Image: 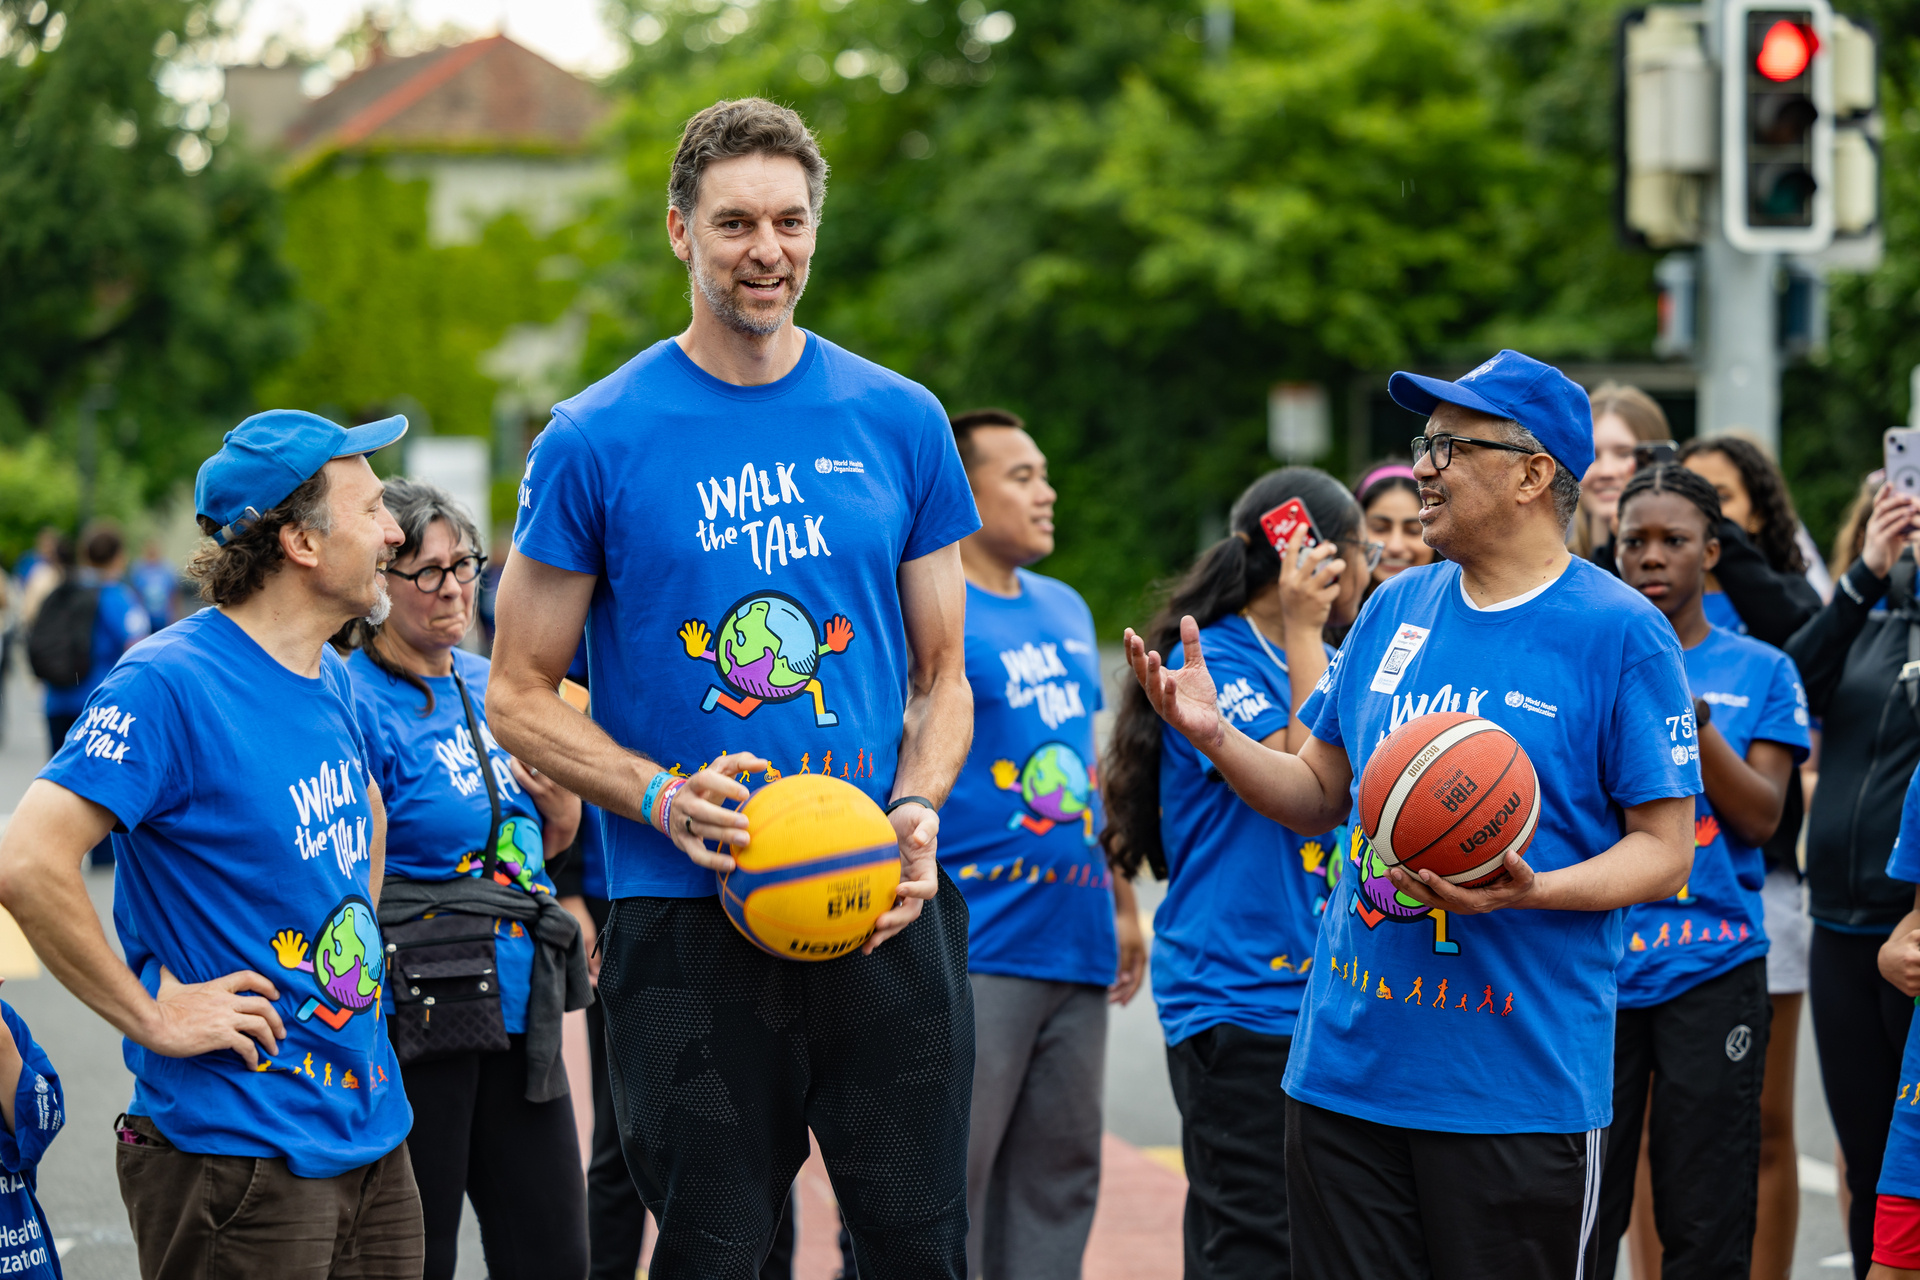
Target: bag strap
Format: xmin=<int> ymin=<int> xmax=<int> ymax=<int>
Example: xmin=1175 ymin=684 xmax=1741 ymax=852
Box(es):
xmin=452 ymin=666 xmax=503 ymax=883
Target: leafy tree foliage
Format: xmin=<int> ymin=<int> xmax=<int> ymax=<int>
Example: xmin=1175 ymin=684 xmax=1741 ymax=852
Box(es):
xmin=1781 ymin=3 xmax=1920 ymax=550
xmin=0 ymin=0 xmax=297 ymax=527
xmin=593 ymin=0 xmax=1662 ymax=629
xmin=258 ymin=162 xmax=585 ymax=461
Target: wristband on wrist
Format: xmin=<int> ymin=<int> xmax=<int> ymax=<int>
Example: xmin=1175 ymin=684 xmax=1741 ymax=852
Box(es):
xmin=657 ymin=778 xmax=688 ymax=836
xmin=886 ymin=795 xmax=936 ymax=815
xmin=641 ymin=772 xmax=673 ymax=828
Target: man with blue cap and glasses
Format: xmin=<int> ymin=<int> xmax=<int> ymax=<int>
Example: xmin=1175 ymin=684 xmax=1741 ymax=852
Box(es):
xmin=0 ymin=411 xmax=426 ymax=1279
xmin=1125 ymin=351 xmax=1702 ymax=1278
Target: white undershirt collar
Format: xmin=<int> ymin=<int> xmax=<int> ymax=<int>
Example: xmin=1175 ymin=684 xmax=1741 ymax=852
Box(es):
xmin=1460 ymin=573 xmax=1557 ymax=612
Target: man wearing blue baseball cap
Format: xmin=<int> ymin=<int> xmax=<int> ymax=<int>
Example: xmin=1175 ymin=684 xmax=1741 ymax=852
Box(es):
xmin=1124 ymin=350 xmax=1701 ymax=1277
xmin=0 ymin=410 xmax=428 ymax=1279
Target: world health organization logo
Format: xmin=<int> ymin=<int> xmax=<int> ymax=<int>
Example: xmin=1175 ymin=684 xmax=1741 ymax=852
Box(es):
xmin=814 ymin=457 xmax=834 ymax=474
xmin=1504 ymin=690 xmax=1524 ymax=708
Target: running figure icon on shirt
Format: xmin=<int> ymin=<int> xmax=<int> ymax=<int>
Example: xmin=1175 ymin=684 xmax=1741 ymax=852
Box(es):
xmin=681 ymin=592 xmax=855 ymax=727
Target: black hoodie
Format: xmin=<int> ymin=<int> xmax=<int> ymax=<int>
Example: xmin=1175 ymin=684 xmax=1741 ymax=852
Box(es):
xmin=1787 ymin=552 xmax=1920 ymax=929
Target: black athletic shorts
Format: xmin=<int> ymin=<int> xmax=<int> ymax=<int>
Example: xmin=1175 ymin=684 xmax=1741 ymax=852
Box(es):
xmin=1286 ymin=1094 xmax=1605 ymax=1280
xmin=599 ymin=869 xmax=974 ymax=1280
xmin=1596 ymin=957 xmax=1769 ymax=1279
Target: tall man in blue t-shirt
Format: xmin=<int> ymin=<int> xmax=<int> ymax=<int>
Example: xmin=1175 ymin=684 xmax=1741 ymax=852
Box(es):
xmin=489 ymin=99 xmax=980 ymax=1279
xmin=938 ymin=408 xmax=1143 ymax=1280
xmin=1126 ymin=351 xmax=1702 ymax=1278
xmin=0 ymin=410 xmax=422 ymax=1280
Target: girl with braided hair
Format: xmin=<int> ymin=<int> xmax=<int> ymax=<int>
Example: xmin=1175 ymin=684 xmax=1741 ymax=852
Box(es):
xmin=1677 ymin=437 xmax=1824 ymax=1279
xmin=1595 ymin=464 xmax=1810 ymax=1278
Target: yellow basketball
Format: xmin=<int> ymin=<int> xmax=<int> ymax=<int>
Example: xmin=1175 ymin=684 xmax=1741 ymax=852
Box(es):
xmin=718 ymin=774 xmax=902 ymax=961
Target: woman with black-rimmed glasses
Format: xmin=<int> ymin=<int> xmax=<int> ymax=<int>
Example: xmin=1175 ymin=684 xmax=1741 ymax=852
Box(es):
xmin=336 ymin=477 xmax=591 ymax=1280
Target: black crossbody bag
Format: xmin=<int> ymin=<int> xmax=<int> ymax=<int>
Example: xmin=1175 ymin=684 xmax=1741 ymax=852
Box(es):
xmin=384 ymin=670 xmax=512 ymax=1066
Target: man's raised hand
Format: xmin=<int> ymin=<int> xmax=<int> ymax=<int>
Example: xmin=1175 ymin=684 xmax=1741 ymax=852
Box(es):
xmin=1124 ymin=616 xmax=1225 ymax=752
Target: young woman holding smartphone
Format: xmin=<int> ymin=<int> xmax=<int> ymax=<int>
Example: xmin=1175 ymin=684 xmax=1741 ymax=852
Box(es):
xmin=1102 ymin=467 xmax=1372 ymax=1279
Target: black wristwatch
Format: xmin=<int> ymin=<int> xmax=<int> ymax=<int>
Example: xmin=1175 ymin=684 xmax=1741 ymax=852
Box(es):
xmin=886 ymin=795 xmax=937 ymax=815
xmin=1694 ymin=697 xmax=1711 ymax=728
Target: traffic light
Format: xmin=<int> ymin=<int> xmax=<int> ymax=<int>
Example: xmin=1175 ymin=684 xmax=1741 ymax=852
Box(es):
xmin=1829 ymin=13 xmax=1879 ymax=237
xmin=1722 ymin=0 xmax=1833 ymax=251
xmin=1619 ymin=7 xmax=1714 ymax=247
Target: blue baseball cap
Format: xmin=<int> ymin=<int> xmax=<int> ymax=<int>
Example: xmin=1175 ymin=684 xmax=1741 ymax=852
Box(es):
xmin=195 ymin=410 xmax=408 ymax=545
xmin=1387 ymin=350 xmax=1594 ymax=478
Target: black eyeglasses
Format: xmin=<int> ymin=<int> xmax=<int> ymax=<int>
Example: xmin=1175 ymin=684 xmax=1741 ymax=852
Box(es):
xmin=1411 ymin=433 xmax=1541 ymax=471
xmin=385 ymin=554 xmax=487 ymax=593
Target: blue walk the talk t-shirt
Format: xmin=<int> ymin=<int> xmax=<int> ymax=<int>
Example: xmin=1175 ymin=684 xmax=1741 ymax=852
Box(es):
xmin=512 ymin=332 xmax=980 ymax=899
xmin=1872 ymin=772 xmax=1920 ymax=1198
xmin=39 ymin=609 xmax=411 ymax=1178
xmin=939 ymin=571 xmax=1115 ymax=987
xmin=1289 ymin=558 xmax=1700 ymax=1134
xmin=1154 ymin=615 xmax=1345 ymax=1046
xmin=346 ymin=648 xmax=553 ymax=1034
xmin=0 ymin=1003 xmax=64 ymax=1280
xmin=1617 ymin=626 xmax=1808 ymax=1008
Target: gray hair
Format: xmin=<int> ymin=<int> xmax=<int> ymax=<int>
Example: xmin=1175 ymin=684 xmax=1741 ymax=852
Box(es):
xmin=381 ymin=476 xmax=482 ymax=565
xmin=669 ymin=98 xmax=829 ymax=224
xmin=1492 ymin=418 xmax=1583 ymax=529
xmin=333 ymin=476 xmax=483 ymax=716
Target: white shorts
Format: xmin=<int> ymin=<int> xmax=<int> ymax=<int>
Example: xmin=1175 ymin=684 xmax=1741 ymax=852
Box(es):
xmin=1762 ymin=864 xmax=1810 ymax=995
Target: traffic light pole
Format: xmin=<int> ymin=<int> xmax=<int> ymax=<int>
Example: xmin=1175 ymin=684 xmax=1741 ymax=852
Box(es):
xmin=1624 ymin=0 xmax=1875 ymax=456
xmin=1699 ymin=211 xmax=1781 ymax=452
xmin=1695 ymin=0 xmax=1786 ymax=454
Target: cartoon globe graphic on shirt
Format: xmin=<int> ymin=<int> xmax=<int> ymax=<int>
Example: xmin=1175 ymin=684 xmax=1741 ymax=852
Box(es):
xmin=1020 ymin=742 xmax=1094 ymax=825
xmin=682 ymin=591 xmax=856 ymax=728
xmin=992 ymin=741 xmax=1098 ymax=845
xmin=715 ymin=594 xmax=828 ymax=700
xmin=1357 ymin=835 xmax=1433 ymax=921
xmin=313 ymin=897 xmax=384 ymax=1014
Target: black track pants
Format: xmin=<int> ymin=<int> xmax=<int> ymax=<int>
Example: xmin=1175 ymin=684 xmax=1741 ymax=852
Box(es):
xmin=1165 ymin=1024 xmax=1292 ymax=1280
xmin=401 ymin=1034 xmax=588 ymax=1280
xmin=1810 ymin=925 xmax=1916 ymax=1279
xmin=585 ymin=894 xmax=650 ymax=1280
xmin=1286 ymin=1094 xmax=1604 ymax=1280
xmin=599 ymin=872 xmax=974 ymax=1280
xmin=1595 ymin=958 xmax=1770 ymax=1279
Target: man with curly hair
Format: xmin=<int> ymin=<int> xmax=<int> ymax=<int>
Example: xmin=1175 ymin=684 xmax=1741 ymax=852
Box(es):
xmin=0 ymin=410 xmax=423 ymax=1280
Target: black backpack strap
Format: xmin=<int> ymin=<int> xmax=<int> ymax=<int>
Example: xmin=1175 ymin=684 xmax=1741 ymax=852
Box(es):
xmin=452 ymin=667 xmax=502 ymax=882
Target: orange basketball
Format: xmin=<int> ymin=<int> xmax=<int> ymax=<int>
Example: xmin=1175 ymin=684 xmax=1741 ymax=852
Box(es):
xmin=1358 ymin=711 xmax=1540 ymax=887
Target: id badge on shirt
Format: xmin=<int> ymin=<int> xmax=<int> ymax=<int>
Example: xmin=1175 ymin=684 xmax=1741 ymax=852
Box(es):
xmin=1369 ymin=624 xmax=1431 ymax=695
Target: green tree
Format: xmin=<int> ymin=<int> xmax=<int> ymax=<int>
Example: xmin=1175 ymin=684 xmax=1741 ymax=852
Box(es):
xmin=0 ymin=0 xmax=298 ymax=520
xmin=595 ymin=0 xmax=1657 ymax=630
xmin=1780 ymin=2 xmax=1920 ymax=550
xmin=258 ymin=161 xmax=585 ymax=458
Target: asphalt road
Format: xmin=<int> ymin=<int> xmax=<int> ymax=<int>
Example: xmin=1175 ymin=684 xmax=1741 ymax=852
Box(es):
xmin=0 ymin=654 xmax=1861 ymax=1278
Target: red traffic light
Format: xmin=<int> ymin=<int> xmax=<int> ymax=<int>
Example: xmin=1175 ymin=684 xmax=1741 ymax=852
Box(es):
xmin=1757 ymin=20 xmax=1818 ymax=81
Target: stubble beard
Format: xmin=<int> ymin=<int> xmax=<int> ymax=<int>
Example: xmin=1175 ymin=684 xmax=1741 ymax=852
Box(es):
xmin=691 ymin=241 xmax=807 ymax=339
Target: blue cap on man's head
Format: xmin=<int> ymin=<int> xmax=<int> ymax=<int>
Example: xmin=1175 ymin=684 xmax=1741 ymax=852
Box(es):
xmin=1387 ymin=351 xmax=1594 ymax=478
xmin=194 ymin=409 xmax=408 ymax=545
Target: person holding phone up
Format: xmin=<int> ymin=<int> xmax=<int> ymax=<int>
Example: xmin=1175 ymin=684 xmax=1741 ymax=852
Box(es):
xmin=1786 ymin=479 xmax=1920 ymax=1278
xmin=1101 ymin=467 xmax=1373 ymax=1280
